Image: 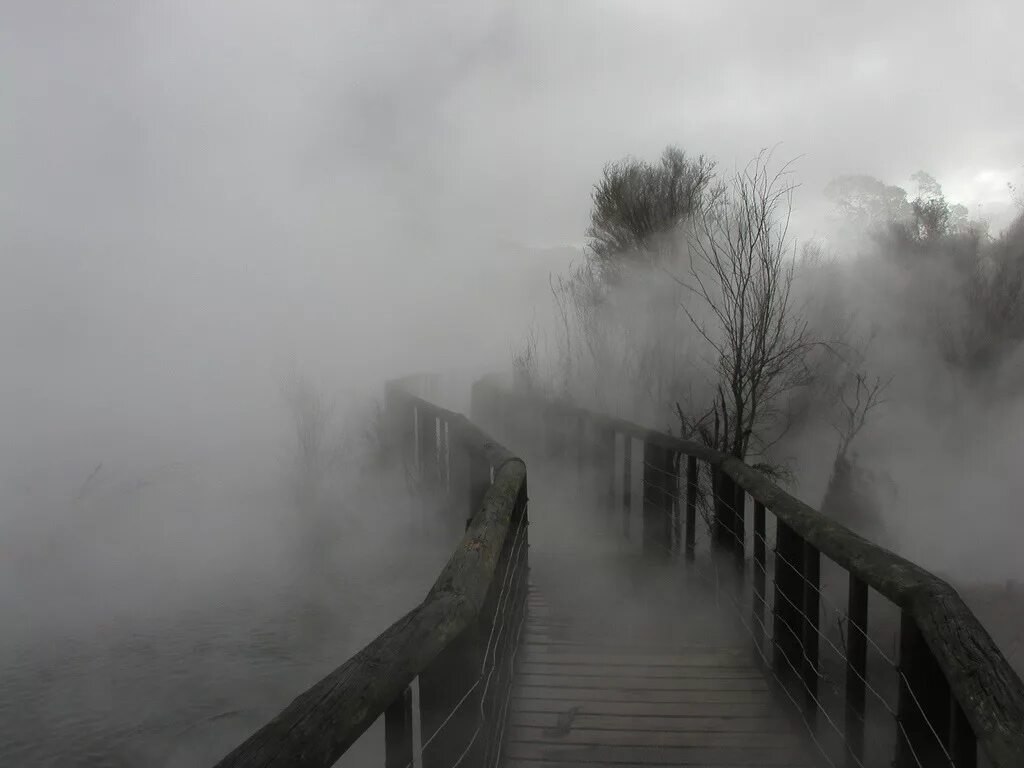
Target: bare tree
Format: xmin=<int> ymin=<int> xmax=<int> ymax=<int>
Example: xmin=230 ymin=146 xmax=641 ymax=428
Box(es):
xmin=549 ymin=273 xmax=575 ymax=398
xmin=830 ymin=371 xmax=890 ymax=463
xmin=511 ymin=317 xmax=543 ymax=394
xmin=674 ymin=149 xmax=818 ymax=465
xmin=821 ymin=368 xmax=893 ymax=537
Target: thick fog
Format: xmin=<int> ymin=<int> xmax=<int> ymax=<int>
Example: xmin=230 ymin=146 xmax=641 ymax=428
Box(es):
xmin=3 ymin=1 xmax=1024 ymax=765
xmin=5 ymin=1 xmax=1022 ymax=487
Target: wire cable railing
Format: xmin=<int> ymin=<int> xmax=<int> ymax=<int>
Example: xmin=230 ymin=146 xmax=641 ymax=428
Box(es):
xmin=211 ymin=375 xmax=529 ymax=768
xmin=473 ymin=374 xmax=1024 ymax=768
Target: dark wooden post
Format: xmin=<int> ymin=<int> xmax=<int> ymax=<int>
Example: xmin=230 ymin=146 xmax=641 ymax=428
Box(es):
xmin=752 ymin=500 xmax=767 ymax=658
xmin=845 ymin=575 xmax=868 ymax=768
xmin=801 ymin=540 xmax=820 ymax=720
xmin=685 ymin=455 xmax=697 ymax=561
xmin=384 ymin=686 xmax=414 ymax=768
xmin=642 ymin=441 xmax=673 ymax=558
xmin=773 ymin=520 xmax=805 ymax=682
xmin=622 ymin=436 xmax=632 ymax=539
xmin=733 ymin=482 xmax=746 ymax=570
xmin=712 ymin=468 xmax=737 ymax=551
xmin=895 ymin=611 xmax=952 ymax=768
xmin=949 ymin=695 xmax=977 ymax=768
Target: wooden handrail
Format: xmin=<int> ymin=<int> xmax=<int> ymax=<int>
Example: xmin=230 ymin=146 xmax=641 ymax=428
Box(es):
xmin=213 ymin=379 xmax=526 ymax=768
xmin=479 ymin=377 xmax=1024 ymax=768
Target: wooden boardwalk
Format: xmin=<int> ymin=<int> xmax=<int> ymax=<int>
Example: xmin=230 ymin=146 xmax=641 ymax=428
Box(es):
xmin=505 ymin=586 xmax=818 ymax=767
xmin=212 ymin=380 xmax=1024 ymax=768
xmin=211 ymin=381 xmax=1024 ymax=768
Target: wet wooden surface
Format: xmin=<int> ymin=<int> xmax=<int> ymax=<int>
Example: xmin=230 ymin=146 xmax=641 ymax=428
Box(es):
xmin=505 ymin=585 xmax=818 ymax=767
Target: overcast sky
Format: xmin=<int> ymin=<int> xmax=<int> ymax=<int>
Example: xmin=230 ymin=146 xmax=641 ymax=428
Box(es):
xmin=2 ymin=1 xmax=1023 ymax=482
xmin=5 ymin=2 xmax=1023 ymax=244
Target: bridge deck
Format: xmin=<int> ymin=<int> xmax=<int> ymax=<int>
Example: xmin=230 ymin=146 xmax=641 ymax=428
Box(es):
xmin=504 ymin=464 xmax=823 ymax=768
xmin=506 ymin=586 xmax=817 ymax=767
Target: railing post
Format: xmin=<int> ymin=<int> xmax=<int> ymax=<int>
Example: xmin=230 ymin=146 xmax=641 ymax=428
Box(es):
xmin=801 ymin=540 xmax=820 ymax=720
xmin=733 ymin=482 xmax=746 ymax=570
xmin=845 ymin=575 xmax=868 ymax=768
xmin=712 ymin=468 xmax=737 ymax=552
xmin=685 ymin=455 xmax=697 ymax=561
xmin=773 ymin=520 xmax=804 ymax=683
xmin=895 ymin=610 xmax=952 ymax=768
xmin=949 ymin=694 xmax=977 ymax=768
xmin=642 ymin=441 xmax=673 ymax=558
xmin=752 ymin=500 xmax=767 ymax=658
xmin=384 ymin=686 xmax=414 ymax=768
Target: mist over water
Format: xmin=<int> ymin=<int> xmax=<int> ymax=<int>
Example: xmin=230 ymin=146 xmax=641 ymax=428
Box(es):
xmin=3 ymin=1 xmax=1024 ymax=765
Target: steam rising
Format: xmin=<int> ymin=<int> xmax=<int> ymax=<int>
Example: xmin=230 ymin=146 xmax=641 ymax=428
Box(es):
xmin=2 ymin=1 xmax=1023 ymax=764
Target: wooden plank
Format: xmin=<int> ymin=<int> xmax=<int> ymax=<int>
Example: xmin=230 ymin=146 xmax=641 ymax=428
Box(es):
xmin=524 ymin=638 xmax=716 ymax=651
xmin=518 ymin=662 xmax=763 ymax=679
xmin=519 ymin=537 xmax=817 ymax=767
xmin=504 ymin=742 xmax=812 ymax=765
xmin=509 ymin=726 xmax=803 ymax=748
xmin=524 ymin=641 xmax=752 ymax=654
xmin=516 ymin=674 xmax=768 ymax=692
xmin=511 ymin=699 xmax=785 ymax=718
xmin=511 ymin=711 xmax=793 ymax=733
xmin=515 ymin=686 xmax=773 ymax=704
xmin=521 ymin=649 xmax=756 ymax=667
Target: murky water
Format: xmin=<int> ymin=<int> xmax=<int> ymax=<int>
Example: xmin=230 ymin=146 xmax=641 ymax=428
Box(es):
xmin=0 ymin=470 xmax=460 ymax=767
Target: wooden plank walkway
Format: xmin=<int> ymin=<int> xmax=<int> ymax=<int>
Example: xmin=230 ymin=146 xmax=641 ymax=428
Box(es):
xmin=506 ymin=586 xmax=819 ymax=767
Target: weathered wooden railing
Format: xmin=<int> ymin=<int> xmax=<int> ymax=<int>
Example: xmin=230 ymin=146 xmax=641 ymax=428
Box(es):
xmin=212 ymin=375 xmax=528 ymax=768
xmin=471 ymin=374 xmax=1024 ymax=768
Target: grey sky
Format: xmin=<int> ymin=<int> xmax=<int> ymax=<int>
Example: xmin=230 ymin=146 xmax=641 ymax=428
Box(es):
xmin=2 ymin=1 xmax=1023 ymax=482
xmin=5 ymin=2 xmax=1022 ymax=244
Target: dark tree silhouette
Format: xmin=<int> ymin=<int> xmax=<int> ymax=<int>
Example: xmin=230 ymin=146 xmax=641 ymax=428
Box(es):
xmin=674 ymin=150 xmax=818 ymax=464
xmin=587 ymin=146 xmax=715 ymax=278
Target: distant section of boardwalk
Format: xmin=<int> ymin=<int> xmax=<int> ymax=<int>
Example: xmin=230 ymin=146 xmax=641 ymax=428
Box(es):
xmin=505 ymin=585 xmax=818 ymax=767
